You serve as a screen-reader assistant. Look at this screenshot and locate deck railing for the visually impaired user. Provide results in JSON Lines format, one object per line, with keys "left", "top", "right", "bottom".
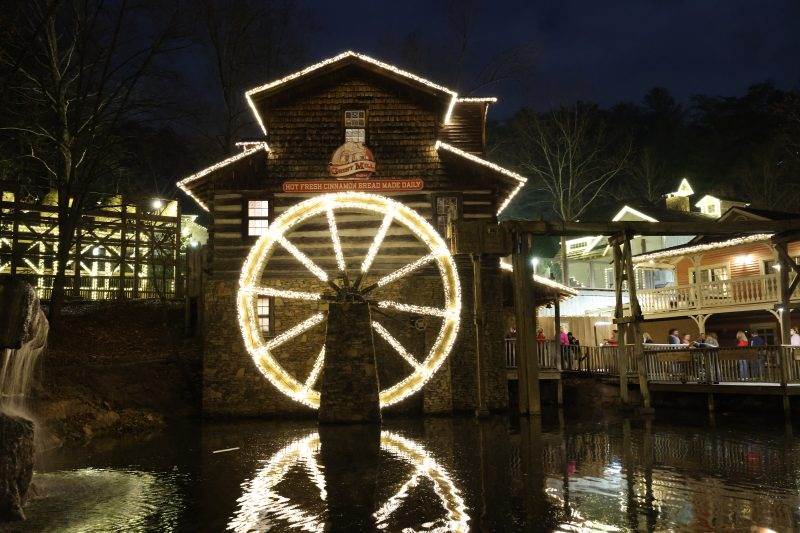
{"left": 504, "top": 337, "right": 800, "bottom": 385}
{"left": 637, "top": 273, "right": 785, "bottom": 315}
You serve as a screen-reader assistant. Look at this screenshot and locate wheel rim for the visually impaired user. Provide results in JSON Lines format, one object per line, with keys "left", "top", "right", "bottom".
{"left": 237, "top": 192, "right": 461, "bottom": 409}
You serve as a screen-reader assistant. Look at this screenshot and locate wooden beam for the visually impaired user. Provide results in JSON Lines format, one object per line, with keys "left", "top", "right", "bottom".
{"left": 611, "top": 238, "right": 628, "bottom": 404}
{"left": 622, "top": 234, "right": 650, "bottom": 410}
{"left": 503, "top": 219, "right": 800, "bottom": 237}
{"left": 512, "top": 231, "right": 540, "bottom": 415}
{"left": 472, "top": 253, "right": 489, "bottom": 417}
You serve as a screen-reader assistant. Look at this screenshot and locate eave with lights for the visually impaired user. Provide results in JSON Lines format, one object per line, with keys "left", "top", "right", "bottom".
{"left": 174, "top": 50, "right": 540, "bottom": 417}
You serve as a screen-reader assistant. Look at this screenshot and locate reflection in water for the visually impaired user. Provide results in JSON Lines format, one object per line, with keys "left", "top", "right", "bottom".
{"left": 227, "top": 429, "right": 469, "bottom": 532}
{"left": 4, "top": 468, "right": 184, "bottom": 532}
{"left": 15, "top": 414, "right": 800, "bottom": 531}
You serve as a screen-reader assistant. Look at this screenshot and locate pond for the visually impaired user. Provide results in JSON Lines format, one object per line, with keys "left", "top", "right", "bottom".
{"left": 10, "top": 412, "right": 800, "bottom": 532}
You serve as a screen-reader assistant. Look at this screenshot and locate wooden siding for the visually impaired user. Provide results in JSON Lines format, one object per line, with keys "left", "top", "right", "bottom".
{"left": 674, "top": 241, "right": 800, "bottom": 285}
{"left": 439, "top": 102, "right": 486, "bottom": 155}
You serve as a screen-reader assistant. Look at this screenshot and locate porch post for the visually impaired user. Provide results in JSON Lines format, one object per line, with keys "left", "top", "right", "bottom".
{"left": 512, "top": 231, "right": 541, "bottom": 415}
{"left": 611, "top": 234, "right": 629, "bottom": 404}
{"left": 472, "top": 253, "right": 489, "bottom": 417}
{"left": 623, "top": 234, "right": 651, "bottom": 410}
{"left": 554, "top": 298, "right": 562, "bottom": 370}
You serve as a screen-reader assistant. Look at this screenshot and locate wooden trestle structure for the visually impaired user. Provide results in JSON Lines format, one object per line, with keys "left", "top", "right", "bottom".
{"left": 501, "top": 218, "right": 800, "bottom": 416}
{"left": 0, "top": 180, "right": 183, "bottom": 300}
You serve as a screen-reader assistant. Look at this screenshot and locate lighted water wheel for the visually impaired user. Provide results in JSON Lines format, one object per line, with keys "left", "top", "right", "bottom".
{"left": 237, "top": 192, "right": 461, "bottom": 409}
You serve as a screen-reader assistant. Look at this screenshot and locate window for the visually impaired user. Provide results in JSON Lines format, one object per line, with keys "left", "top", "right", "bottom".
{"left": 635, "top": 267, "right": 675, "bottom": 290}
{"left": 247, "top": 200, "right": 269, "bottom": 237}
{"left": 691, "top": 265, "right": 729, "bottom": 284}
{"left": 256, "top": 296, "right": 271, "bottom": 336}
{"left": 434, "top": 196, "right": 460, "bottom": 237}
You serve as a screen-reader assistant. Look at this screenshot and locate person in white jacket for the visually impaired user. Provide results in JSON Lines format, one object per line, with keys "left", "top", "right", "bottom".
{"left": 791, "top": 327, "right": 800, "bottom": 347}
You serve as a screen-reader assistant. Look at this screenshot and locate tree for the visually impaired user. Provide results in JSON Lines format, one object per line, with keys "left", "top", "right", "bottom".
{"left": 0, "top": 0, "right": 188, "bottom": 325}
{"left": 502, "top": 104, "right": 629, "bottom": 284}
{"left": 192, "top": 0, "right": 312, "bottom": 155}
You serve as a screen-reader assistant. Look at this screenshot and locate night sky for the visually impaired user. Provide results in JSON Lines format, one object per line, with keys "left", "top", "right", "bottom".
{"left": 306, "top": 0, "right": 799, "bottom": 119}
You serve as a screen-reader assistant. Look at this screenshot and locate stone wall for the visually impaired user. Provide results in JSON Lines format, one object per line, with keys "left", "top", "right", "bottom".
{"left": 201, "top": 258, "right": 508, "bottom": 417}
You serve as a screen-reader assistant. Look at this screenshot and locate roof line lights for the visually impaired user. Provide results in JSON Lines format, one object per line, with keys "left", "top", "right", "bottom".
{"left": 434, "top": 140, "right": 527, "bottom": 216}
{"left": 633, "top": 234, "right": 774, "bottom": 263}
{"left": 611, "top": 205, "right": 658, "bottom": 223}
{"left": 456, "top": 97, "right": 498, "bottom": 103}
{"left": 245, "top": 51, "right": 460, "bottom": 134}
{"left": 498, "top": 259, "right": 578, "bottom": 296}
{"left": 176, "top": 143, "right": 269, "bottom": 211}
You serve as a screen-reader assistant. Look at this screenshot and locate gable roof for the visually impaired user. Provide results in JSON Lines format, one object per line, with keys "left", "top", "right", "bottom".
{"left": 245, "top": 51, "right": 461, "bottom": 135}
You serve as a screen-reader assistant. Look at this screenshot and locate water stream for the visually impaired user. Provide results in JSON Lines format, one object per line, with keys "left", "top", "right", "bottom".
{"left": 0, "top": 304, "right": 48, "bottom": 416}
{"left": 9, "top": 412, "right": 800, "bottom": 532}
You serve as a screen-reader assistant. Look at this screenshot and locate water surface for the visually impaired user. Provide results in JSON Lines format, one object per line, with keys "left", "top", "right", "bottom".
{"left": 12, "top": 412, "right": 800, "bottom": 532}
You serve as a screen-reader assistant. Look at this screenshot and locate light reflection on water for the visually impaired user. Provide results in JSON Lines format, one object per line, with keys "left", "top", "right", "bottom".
{"left": 14, "top": 414, "right": 800, "bottom": 531}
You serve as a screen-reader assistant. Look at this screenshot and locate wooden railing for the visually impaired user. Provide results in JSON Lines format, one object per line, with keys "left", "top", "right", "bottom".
{"left": 637, "top": 273, "right": 784, "bottom": 315}
{"left": 504, "top": 338, "right": 800, "bottom": 385}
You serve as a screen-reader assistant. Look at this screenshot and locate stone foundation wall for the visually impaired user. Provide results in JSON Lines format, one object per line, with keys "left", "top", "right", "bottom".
{"left": 201, "top": 258, "right": 508, "bottom": 416}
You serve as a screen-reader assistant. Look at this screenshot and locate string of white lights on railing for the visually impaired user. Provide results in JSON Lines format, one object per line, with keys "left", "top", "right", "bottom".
{"left": 434, "top": 140, "right": 527, "bottom": 216}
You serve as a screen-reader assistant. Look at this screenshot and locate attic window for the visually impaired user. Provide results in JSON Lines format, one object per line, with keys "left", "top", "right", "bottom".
{"left": 247, "top": 200, "right": 270, "bottom": 237}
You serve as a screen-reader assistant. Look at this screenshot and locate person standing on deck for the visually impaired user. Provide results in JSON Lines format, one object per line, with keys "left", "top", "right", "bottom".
{"left": 750, "top": 332, "right": 765, "bottom": 347}
{"left": 791, "top": 328, "right": 800, "bottom": 346}
{"left": 668, "top": 329, "right": 681, "bottom": 344}
{"left": 559, "top": 325, "right": 570, "bottom": 369}
{"left": 736, "top": 331, "right": 749, "bottom": 381}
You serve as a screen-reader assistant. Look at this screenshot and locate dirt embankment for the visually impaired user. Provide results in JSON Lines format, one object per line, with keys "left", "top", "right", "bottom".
{"left": 29, "top": 300, "right": 201, "bottom": 448}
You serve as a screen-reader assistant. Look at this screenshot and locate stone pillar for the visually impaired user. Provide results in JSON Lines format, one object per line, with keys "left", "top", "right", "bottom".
{"left": 319, "top": 424, "right": 381, "bottom": 529}
{"left": 319, "top": 302, "right": 381, "bottom": 424}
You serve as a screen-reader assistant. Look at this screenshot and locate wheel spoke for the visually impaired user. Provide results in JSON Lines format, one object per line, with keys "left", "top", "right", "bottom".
{"left": 278, "top": 235, "right": 329, "bottom": 282}
{"left": 242, "top": 285, "right": 322, "bottom": 301}
{"left": 305, "top": 346, "right": 325, "bottom": 388}
{"left": 360, "top": 206, "right": 395, "bottom": 275}
{"left": 266, "top": 313, "right": 325, "bottom": 351}
{"left": 371, "top": 321, "right": 422, "bottom": 370}
{"left": 374, "top": 471, "right": 421, "bottom": 523}
{"left": 376, "top": 300, "right": 450, "bottom": 318}
{"left": 326, "top": 204, "right": 346, "bottom": 272}
{"left": 374, "top": 253, "right": 437, "bottom": 288}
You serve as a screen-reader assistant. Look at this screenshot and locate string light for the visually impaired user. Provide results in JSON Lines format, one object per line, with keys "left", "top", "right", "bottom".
{"left": 326, "top": 202, "right": 346, "bottom": 271}
{"left": 377, "top": 300, "right": 450, "bottom": 318}
{"left": 176, "top": 143, "right": 269, "bottom": 211}
{"left": 498, "top": 259, "right": 579, "bottom": 296}
{"left": 372, "top": 321, "right": 422, "bottom": 370}
{"left": 237, "top": 192, "right": 461, "bottom": 410}
{"left": 434, "top": 141, "right": 527, "bottom": 216}
{"left": 376, "top": 253, "right": 438, "bottom": 287}
{"left": 634, "top": 234, "right": 773, "bottom": 263}
{"left": 456, "top": 97, "right": 498, "bottom": 103}
{"left": 265, "top": 313, "right": 325, "bottom": 351}
{"left": 245, "top": 51, "right": 460, "bottom": 135}
{"left": 305, "top": 347, "right": 325, "bottom": 388}
{"left": 228, "top": 431, "right": 469, "bottom": 533}
{"left": 360, "top": 206, "right": 395, "bottom": 274}
{"left": 276, "top": 234, "right": 329, "bottom": 282}
{"left": 240, "top": 285, "right": 322, "bottom": 301}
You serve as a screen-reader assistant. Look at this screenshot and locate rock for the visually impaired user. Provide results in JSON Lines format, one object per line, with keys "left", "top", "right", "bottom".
{"left": 0, "top": 412, "right": 35, "bottom": 522}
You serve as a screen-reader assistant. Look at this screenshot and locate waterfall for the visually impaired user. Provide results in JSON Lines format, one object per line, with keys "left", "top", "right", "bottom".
{"left": 0, "top": 287, "right": 48, "bottom": 415}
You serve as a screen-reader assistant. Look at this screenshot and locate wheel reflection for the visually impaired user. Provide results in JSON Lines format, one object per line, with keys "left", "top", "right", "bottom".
{"left": 227, "top": 430, "right": 469, "bottom": 532}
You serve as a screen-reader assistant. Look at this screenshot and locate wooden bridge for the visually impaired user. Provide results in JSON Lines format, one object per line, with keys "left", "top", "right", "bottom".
{"left": 505, "top": 339, "right": 800, "bottom": 412}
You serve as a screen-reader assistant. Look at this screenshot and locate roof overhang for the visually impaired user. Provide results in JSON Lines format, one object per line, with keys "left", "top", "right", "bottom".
{"left": 434, "top": 141, "right": 527, "bottom": 216}
{"left": 245, "top": 51, "right": 460, "bottom": 135}
{"left": 176, "top": 143, "right": 269, "bottom": 211}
